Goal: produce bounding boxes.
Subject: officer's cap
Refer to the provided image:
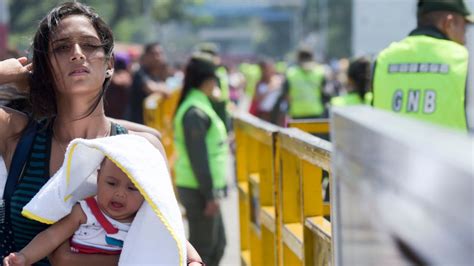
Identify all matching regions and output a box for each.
[197,42,219,56]
[418,0,473,23]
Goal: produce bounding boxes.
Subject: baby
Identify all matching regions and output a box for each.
[3,157,144,266]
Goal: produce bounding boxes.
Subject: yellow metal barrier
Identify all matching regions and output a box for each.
[235,113,280,266]
[235,113,332,265]
[143,89,182,165]
[288,119,330,135]
[278,128,331,266]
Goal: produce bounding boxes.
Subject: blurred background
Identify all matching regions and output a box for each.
[0,0,472,68]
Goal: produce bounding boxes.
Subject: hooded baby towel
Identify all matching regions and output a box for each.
[21,134,187,265]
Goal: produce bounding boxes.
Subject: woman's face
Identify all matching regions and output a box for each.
[48,15,112,96]
[201,78,217,97]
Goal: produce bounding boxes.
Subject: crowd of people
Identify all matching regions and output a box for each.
[0,0,471,265]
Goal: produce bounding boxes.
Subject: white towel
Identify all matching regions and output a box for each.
[22,134,187,265]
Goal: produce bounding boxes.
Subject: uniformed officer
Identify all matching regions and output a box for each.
[197,42,230,103]
[197,42,232,131]
[282,46,327,119]
[331,56,372,107]
[372,0,473,132]
[174,53,228,266]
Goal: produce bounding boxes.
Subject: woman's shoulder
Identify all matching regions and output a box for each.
[108,118,161,140]
[0,106,28,128]
[0,106,28,143]
[0,107,29,170]
[129,131,166,159]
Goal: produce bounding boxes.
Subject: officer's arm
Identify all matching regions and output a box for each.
[320,77,331,106]
[182,107,215,201]
[369,58,378,106]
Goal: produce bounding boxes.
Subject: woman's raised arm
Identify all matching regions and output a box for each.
[0,58,31,85]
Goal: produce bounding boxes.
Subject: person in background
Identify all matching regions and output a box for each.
[104,52,132,119]
[239,62,261,101]
[174,53,228,266]
[280,46,328,120]
[198,42,232,131]
[249,59,283,122]
[331,56,372,106]
[198,42,230,104]
[372,0,472,132]
[227,65,245,106]
[129,42,170,124]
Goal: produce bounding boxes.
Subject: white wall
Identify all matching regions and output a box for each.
[467,0,473,130]
[352,0,416,57]
[0,0,8,23]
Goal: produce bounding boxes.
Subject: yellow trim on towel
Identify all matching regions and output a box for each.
[102,153,185,266]
[65,143,79,187]
[21,210,55,225]
[64,194,72,202]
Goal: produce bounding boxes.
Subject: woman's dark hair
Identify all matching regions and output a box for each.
[347,57,371,99]
[30,1,114,120]
[176,53,217,110]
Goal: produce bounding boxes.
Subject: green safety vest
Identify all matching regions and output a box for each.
[364,92,373,105]
[373,35,468,131]
[287,66,325,118]
[275,61,288,74]
[216,66,230,102]
[173,89,228,189]
[330,92,363,106]
[240,63,261,97]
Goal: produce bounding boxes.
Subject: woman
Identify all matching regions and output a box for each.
[0,2,201,265]
[330,56,372,106]
[173,54,228,266]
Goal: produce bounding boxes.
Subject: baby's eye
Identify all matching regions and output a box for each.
[128,186,138,191]
[106,181,116,186]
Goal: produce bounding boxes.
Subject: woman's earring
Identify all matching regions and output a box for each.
[105,70,112,78]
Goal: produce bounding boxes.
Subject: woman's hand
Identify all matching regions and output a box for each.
[186,241,204,266]
[203,199,220,217]
[0,57,32,91]
[49,241,119,266]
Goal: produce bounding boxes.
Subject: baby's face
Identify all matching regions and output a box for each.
[96,158,144,222]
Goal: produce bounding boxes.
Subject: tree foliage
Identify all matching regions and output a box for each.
[7,0,204,48]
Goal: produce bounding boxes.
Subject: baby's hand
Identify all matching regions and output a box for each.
[3,252,27,266]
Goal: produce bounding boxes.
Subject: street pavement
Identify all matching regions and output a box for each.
[220,184,240,265]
